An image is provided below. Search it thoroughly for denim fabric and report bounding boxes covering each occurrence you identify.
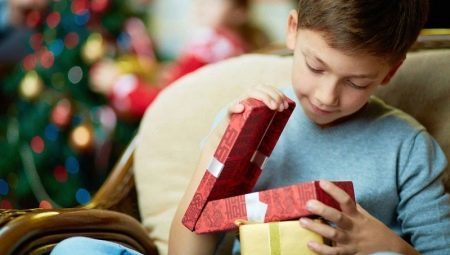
[50,237,143,255]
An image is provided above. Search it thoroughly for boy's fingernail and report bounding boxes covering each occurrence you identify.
[306,200,316,211]
[307,241,319,250]
[270,100,277,109]
[299,217,310,226]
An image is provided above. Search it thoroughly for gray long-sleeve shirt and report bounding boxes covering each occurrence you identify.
[232,86,450,254]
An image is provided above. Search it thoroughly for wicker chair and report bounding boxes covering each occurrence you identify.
[0,137,159,255]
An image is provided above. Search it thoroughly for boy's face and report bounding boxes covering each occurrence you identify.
[286,12,401,126]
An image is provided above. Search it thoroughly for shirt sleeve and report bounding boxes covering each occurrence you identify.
[397,130,450,254]
[200,106,227,149]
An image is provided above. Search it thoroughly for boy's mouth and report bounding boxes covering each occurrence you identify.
[308,100,336,115]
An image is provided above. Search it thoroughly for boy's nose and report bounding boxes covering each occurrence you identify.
[314,79,339,107]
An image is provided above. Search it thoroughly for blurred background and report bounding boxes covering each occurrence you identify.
[0,0,448,210]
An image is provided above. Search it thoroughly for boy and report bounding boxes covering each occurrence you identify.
[169,0,450,255]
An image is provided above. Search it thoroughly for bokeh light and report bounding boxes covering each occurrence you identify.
[68,66,83,84]
[0,199,13,209]
[47,12,61,28]
[0,179,9,196]
[39,200,53,209]
[64,32,80,49]
[31,136,45,154]
[53,166,68,183]
[45,124,59,141]
[76,188,91,205]
[65,156,80,174]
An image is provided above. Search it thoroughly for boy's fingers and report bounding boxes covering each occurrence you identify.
[228,103,245,114]
[307,240,355,255]
[247,90,280,110]
[299,218,348,243]
[305,200,352,229]
[255,86,287,111]
[319,180,357,215]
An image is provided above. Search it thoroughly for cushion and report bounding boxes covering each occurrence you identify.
[374,49,450,191]
[134,50,450,254]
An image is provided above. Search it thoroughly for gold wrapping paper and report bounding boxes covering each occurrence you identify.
[239,220,323,255]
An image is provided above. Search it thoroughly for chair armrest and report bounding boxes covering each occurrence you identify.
[0,208,158,255]
[85,136,142,221]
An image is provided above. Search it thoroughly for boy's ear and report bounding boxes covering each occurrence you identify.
[381,58,405,85]
[286,10,298,50]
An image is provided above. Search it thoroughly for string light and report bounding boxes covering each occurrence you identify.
[0,199,12,209]
[65,156,80,174]
[46,12,61,28]
[68,66,83,84]
[49,39,65,56]
[64,32,79,49]
[72,0,89,14]
[53,166,68,183]
[44,124,59,141]
[75,188,91,205]
[22,54,38,71]
[0,179,9,195]
[31,136,45,154]
[29,33,43,50]
[39,200,53,209]
[20,71,43,100]
[40,50,55,69]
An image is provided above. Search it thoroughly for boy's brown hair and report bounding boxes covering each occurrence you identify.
[296,0,429,62]
[233,0,249,9]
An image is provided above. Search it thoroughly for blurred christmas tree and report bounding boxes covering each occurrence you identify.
[0,0,158,209]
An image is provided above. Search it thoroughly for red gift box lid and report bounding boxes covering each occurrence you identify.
[194,180,355,234]
[183,98,296,231]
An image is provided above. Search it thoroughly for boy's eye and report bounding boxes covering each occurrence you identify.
[346,80,368,90]
[306,62,323,74]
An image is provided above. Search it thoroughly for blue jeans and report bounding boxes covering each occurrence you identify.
[50,237,143,255]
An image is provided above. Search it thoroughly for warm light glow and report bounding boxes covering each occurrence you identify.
[71,125,92,149]
[82,33,105,63]
[30,212,60,220]
[20,71,43,99]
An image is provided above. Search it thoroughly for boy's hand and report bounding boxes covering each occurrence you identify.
[299,180,419,255]
[228,85,290,115]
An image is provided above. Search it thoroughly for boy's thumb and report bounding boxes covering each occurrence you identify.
[228,102,245,115]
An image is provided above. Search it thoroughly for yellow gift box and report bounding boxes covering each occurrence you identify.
[239,220,324,255]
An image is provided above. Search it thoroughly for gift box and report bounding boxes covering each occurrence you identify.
[239,220,324,255]
[195,181,354,233]
[183,98,296,231]
[182,97,355,234]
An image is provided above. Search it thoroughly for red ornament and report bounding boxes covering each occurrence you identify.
[46,12,61,28]
[51,99,72,127]
[110,75,160,118]
[53,166,68,183]
[40,50,55,69]
[39,200,53,209]
[72,0,90,14]
[0,199,13,209]
[29,33,43,50]
[26,10,43,28]
[31,136,45,154]
[91,0,110,13]
[65,32,80,49]
[22,54,38,71]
